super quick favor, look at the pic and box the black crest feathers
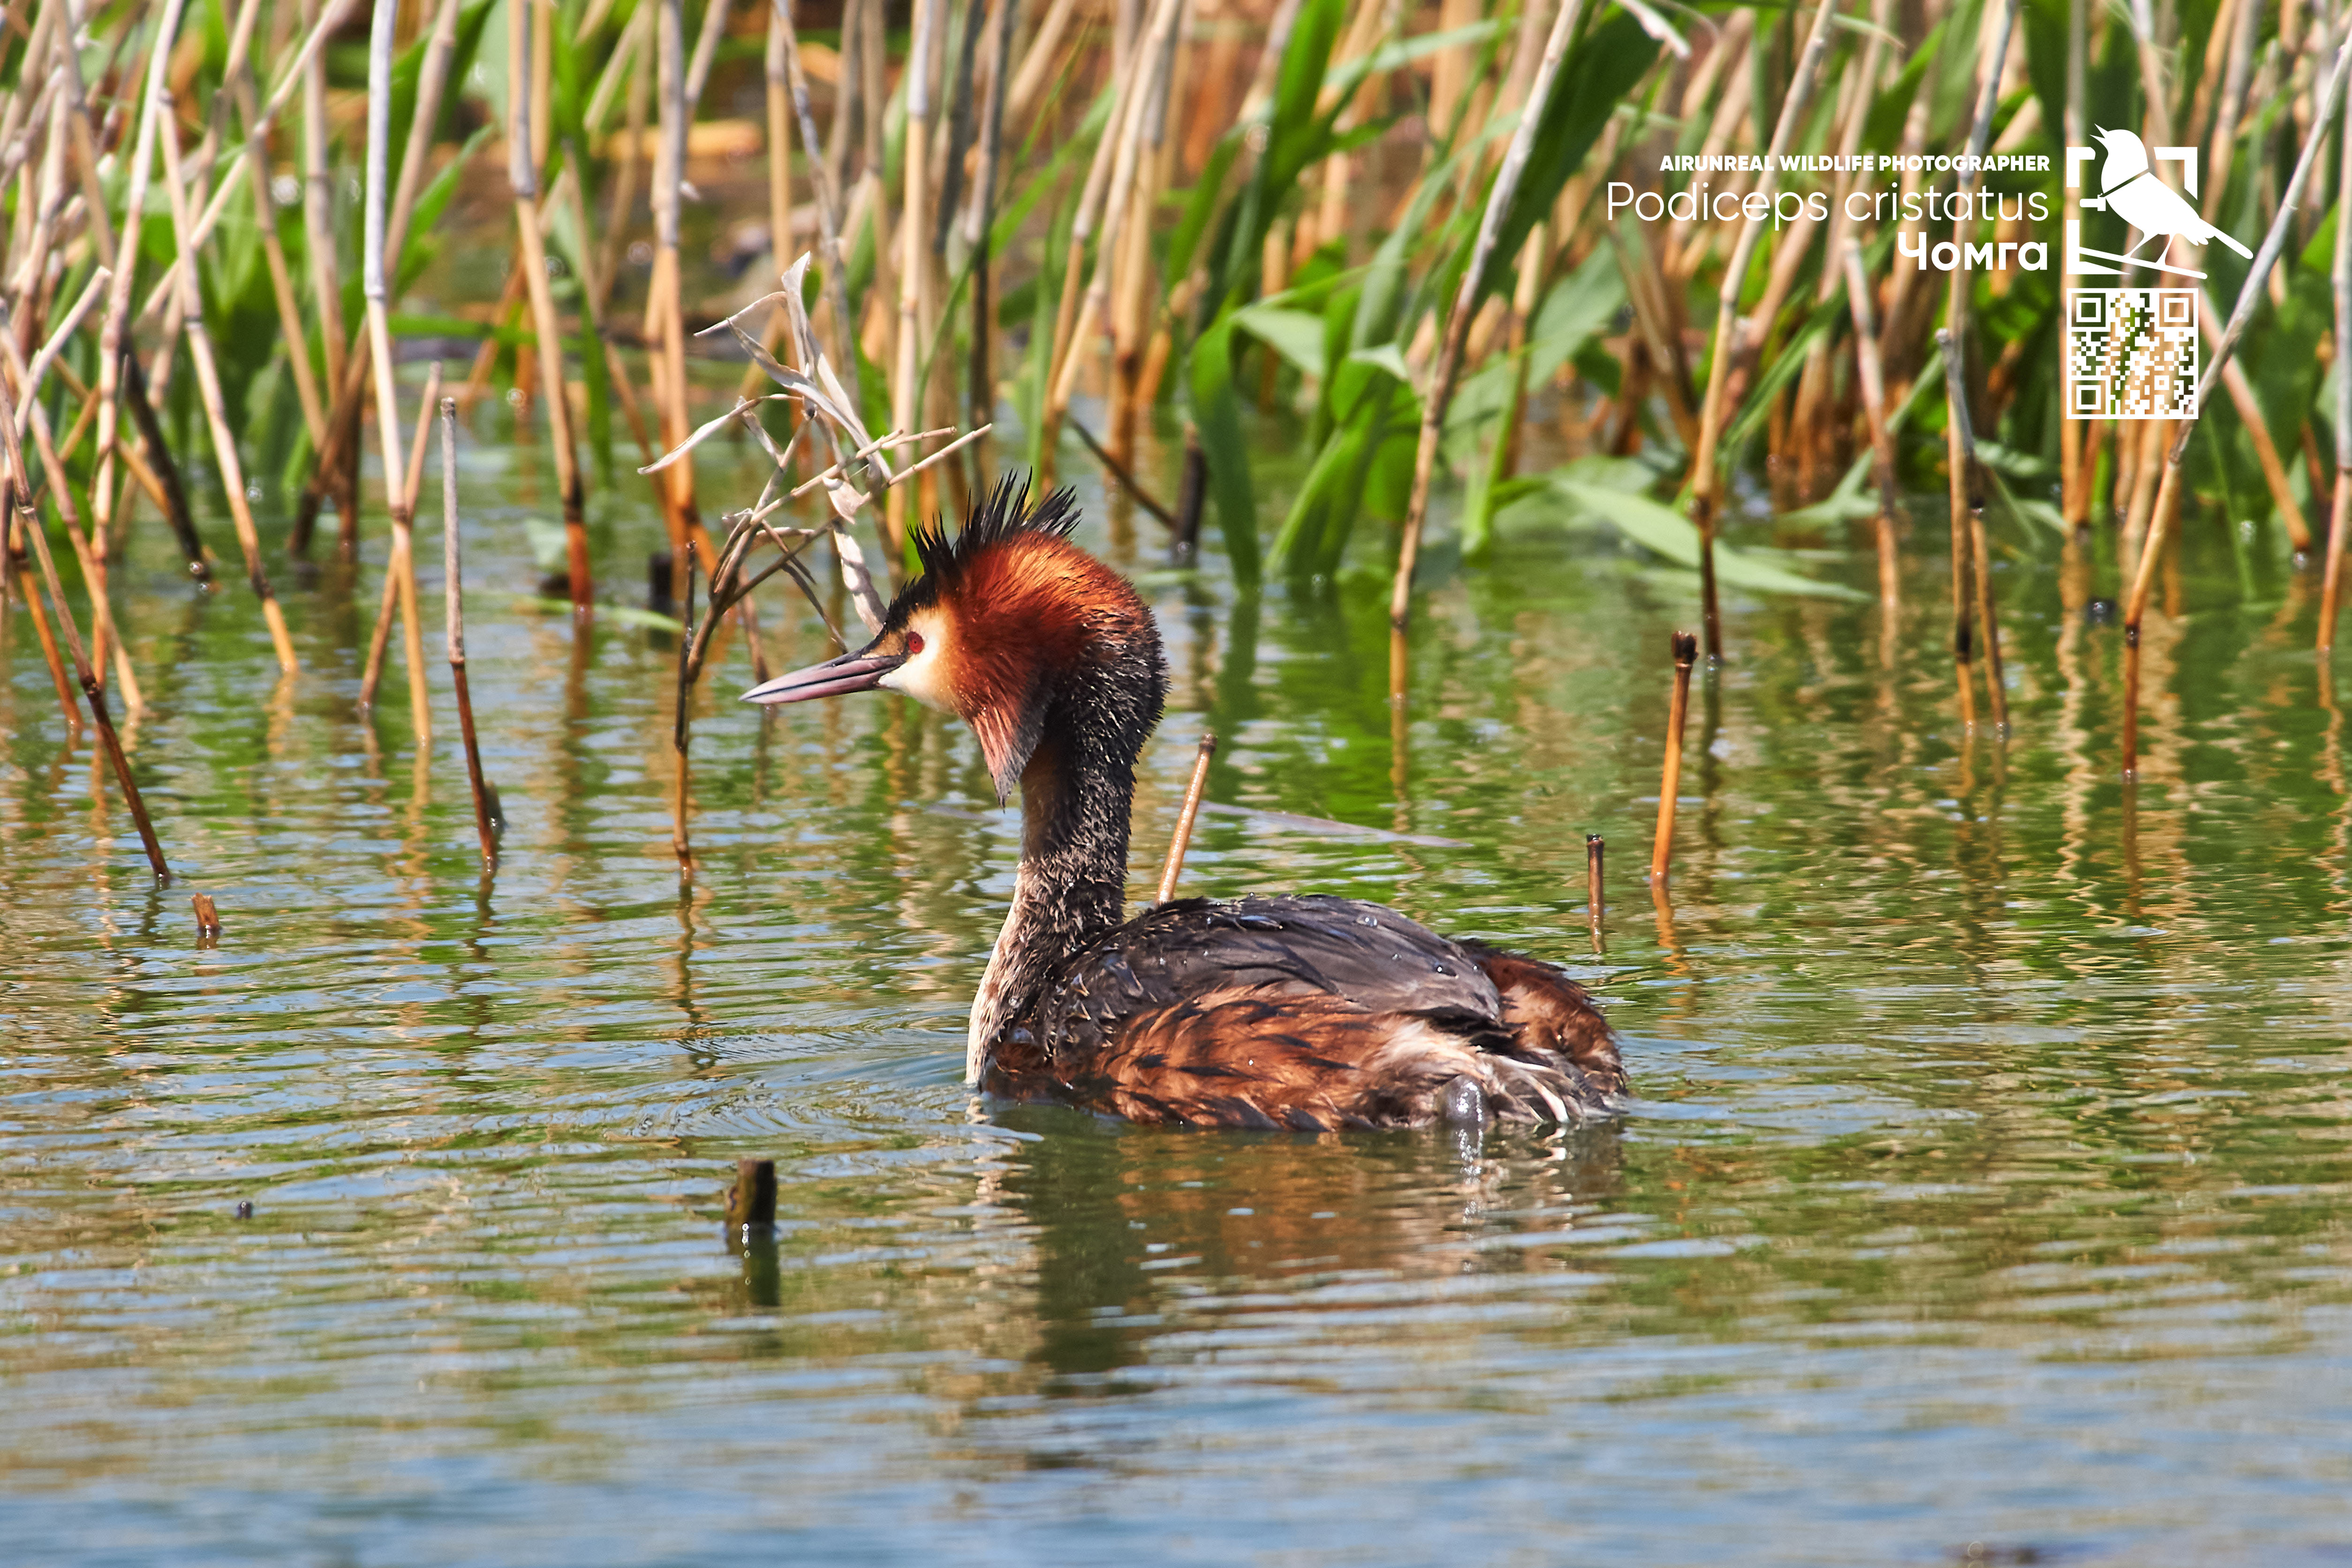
[905,474,1082,594]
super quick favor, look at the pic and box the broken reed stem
[0,378,168,880]
[1650,632,1698,883]
[508,0,590,610]
[1841,241,1901,613]
[119,352,208,578]
[1392,0,1588,633]
[192,893,221,939]
[443,395,498,870]
[156,93,298,677]
[673,539,697,873]
[1069,413,1174,526]
[1682,0,1840,661]
[2128,37,2352,777]
[1155,730,1217,903]
[1937,327,2006,733]
[1586,832,1604,952]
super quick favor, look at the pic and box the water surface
[6,430,2351,1564]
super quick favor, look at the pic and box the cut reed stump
[1156,731,1217,903]
[1586,832,1604,952]
[192,894,221,941]
[1649,633,1698,884]
[726,1158,777,1229]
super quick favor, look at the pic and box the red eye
[907,633,925,655]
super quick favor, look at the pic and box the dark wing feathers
[1005,895,1622,1129]
[1033,895,1501,1059]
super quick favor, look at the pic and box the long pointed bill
[741,649,905,705]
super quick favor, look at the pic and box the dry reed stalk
[0,376,167,879]
[359,366,445,719]
[128,0,357,333]
[2059,0,2086,526]
[735,0,797,403]
[1391,0,1588,633]
[1843,243,1902,613]
[889,0,941,558]
[506,0,589,611]
[1155,730,1216,902]
[353,0,432,731]
[1038,9,1149,466]
[441,395,498,869]
[648,0,698,565]
[3,508,81,732]
[299,0,344,392]
[1682,0,1840,660]
[596,0,653,317]
[672,539,697,872]
[87,0,187,582]
[2321,69,2352,654]
[192,893,220,938]
[2207,0,2259,212]
[1048,0,1181,444]
[1940,0,2019,719]
[1938,327,2007,732]
[291,0,457,556]
[1109,3,1180,466]
[2186,0,2238,141]
[1649,632,1697,882]
[2191,304,2312,551]
[966,0,1017,493]
[228,69,325,447]
[118,352,207,577]
[1005,0,1081,121]
[0,308,142,715]
[2127,37,2351,776]
[770,0,864,412]
[156,95,299,676]
[1586,832,1603,952]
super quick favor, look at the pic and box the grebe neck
[965,731,1136,1081]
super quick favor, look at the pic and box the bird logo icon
[2083,127,2251,265]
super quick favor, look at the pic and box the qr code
[2065,289,2198,420]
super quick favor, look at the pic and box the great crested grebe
[744,480,1624,1130]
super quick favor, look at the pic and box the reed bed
[6,0,2352,882]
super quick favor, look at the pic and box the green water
[5,428,2351,1565]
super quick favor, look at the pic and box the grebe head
[742,477,1168,801]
